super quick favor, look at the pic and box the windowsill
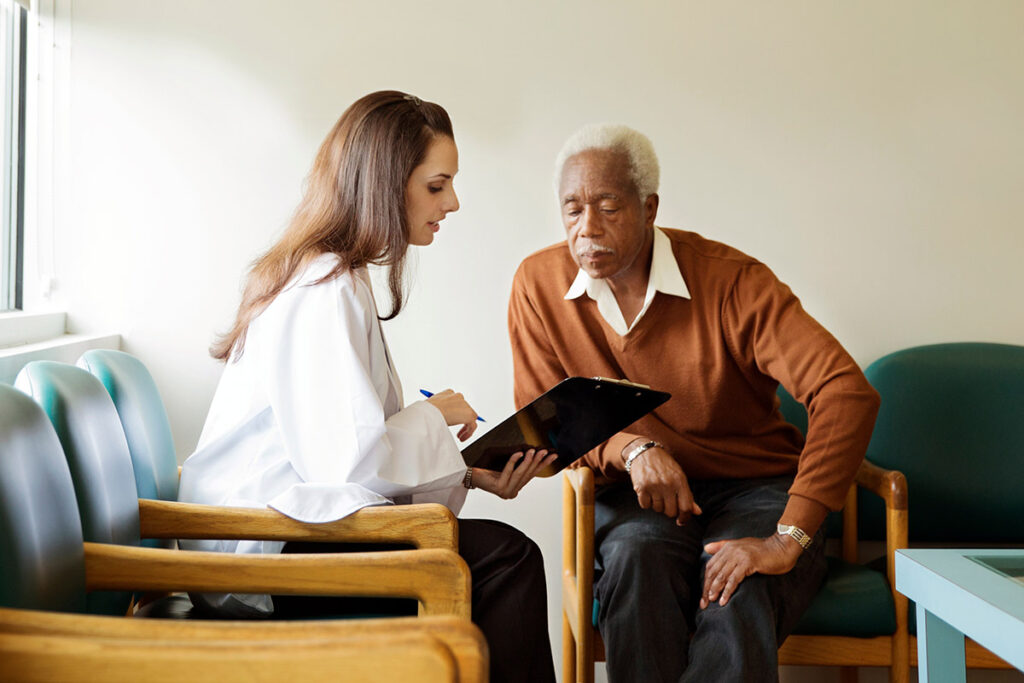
[0,310,67,346]
[0,314,120,383]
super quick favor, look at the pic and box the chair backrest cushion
[776,385,808,437]
[78,350,179,501]
[0,384,87,612]
[861,342,1024,543]
[16,362,142,614]
[15,362,142,548]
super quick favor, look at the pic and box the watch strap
[777,523,812,550]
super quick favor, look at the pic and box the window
[1,0,26,312]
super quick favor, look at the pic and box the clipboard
[460,377,670,476]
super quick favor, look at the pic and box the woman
[178,90,556,682]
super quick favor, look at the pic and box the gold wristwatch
[776,523,812,550]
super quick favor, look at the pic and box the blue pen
[419,389,486,422]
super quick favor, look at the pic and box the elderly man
[508,125,880,682]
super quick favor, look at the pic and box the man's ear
[644,193,659,227]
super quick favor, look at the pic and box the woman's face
[406,135,460,247]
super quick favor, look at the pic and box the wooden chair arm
[0,630,461,683]
[562,466,596,676]
[853,459,910,578]
[855,460,908,511]
[137,500,458,551]
[82,543,471,618]
[0,609,487,683]
[851,458,911,672]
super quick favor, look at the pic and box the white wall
[43,1,1024,681]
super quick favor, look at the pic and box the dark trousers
[274,518,555,683]
[594,477,827,683]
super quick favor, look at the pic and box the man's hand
[628,445,702,525]
[700,534,803,608]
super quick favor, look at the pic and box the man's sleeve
[723,264,881,535]
[508,263,568,410]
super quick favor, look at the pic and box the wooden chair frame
[0,629,465,683]
[138,499,459,552]
[82,541,471,618]
[0,608,487,682]
[129,498,462,616]
[561,462,912,683]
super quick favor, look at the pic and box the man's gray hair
[554,124,660,200]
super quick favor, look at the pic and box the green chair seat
[790,557,896,637]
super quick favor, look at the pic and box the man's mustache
[575,244,616,258]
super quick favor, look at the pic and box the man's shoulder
[661,228,760,269]
[661,228,771,290]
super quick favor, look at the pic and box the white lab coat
[178,253,467,616]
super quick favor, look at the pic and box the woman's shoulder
[269,254,372,317]
[291,252,347,287]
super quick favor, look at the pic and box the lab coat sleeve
[260,275,466,516]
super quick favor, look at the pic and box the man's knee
[599,530,697,599]
[697,573,774,621]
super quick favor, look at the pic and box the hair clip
[403,94,422,107]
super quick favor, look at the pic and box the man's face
[559,149,657,281]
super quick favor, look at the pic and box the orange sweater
[508,229,880,533]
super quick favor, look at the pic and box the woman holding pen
[178,91,556,682]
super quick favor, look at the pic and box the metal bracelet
[624,440,663,475]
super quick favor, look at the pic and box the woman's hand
[425,389,479,441]
[471,449,558,500]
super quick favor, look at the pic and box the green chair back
[15,361,141,614]
[78,349,179,502]
[0,383,87,613]
[860,342,1024,543]
[776,384,808,437]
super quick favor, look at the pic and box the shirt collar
[564,227,690,301]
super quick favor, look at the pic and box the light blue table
[895,548,1024,682]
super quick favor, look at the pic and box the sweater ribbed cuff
[778,494,830,537]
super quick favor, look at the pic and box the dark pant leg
[274,523,555,683]
[273,540,417,618]
[593,483,707,683]
[681,477,827,683]
[456,518,555,683]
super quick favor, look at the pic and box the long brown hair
[211,90,454,362]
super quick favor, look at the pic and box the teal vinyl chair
[775,387,908,682]
[0,380,470,620]
[561,385,910,683]
[77,349,178,503]
[12,360,469,619]
[0,383,88,613]
[71,350,460,558]
[14,362,140,615]
[858,342,1024,671]
[0,382,482,681]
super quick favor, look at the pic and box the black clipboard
[460,377,670,475]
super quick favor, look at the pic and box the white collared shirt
[564,227,690,335]
[178,254,467,616]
